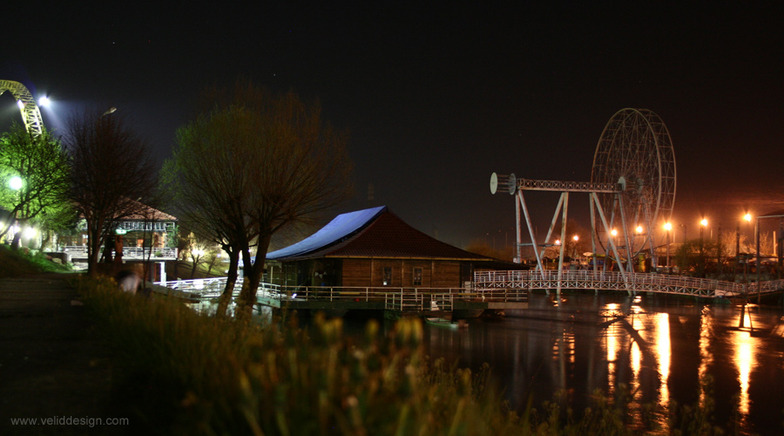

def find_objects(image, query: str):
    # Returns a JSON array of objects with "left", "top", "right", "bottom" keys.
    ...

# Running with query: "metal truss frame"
[{"left": 0, "top": 79, "right": 44, "bottom": 136}]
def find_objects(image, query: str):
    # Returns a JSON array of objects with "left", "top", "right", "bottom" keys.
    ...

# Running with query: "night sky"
[{"left": 2, "top": 2, "right": 783, "bottom": 250}]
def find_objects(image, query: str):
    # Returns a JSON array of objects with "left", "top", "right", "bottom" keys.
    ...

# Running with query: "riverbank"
[{"left": 1, "top": 268, "right": 734, "bottom": 434}]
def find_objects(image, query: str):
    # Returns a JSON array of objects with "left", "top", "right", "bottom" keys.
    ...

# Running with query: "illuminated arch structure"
[{"left": 0, "top": 79, "right": 44, "bottom": 136}]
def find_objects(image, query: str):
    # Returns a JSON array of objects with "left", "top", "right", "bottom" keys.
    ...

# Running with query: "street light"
[
  {"left": 571, "top": 234, "right": 579, "bottom": 259},
  {"left": 8, "top": 176, "right": 23, "bottom": 191},
  {"left": 736, "top": 212, "right": 753, "bottom": 282},
  {"left": 6, "top": 175, "right": 23, "bottom": 246},
  {"left": 700, "top": 218, "right": 708, "bottom": 277}
]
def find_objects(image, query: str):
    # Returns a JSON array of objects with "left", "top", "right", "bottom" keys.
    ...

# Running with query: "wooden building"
[
  {"left": 266, "top": 206, "right": 494, "bottom": 289},
  {"left": 63, "top": 200, "right": 178, "bottom": 260}
]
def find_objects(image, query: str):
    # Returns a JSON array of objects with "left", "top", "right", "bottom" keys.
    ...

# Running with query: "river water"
[{"left": 419, "top": 292, "right": 784, "bottom": 435}]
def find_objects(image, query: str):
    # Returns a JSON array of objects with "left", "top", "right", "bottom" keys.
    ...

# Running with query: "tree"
[
  {"left": 674, "top": 238, "right": 729, "bottom": 278},
  {"left": 0, "top": 123, "right": 72, "bottom": 248},
  {"left": 164, "top": 80, "right": 352, "bottom": 318},
  {"left": 181, "top": 231, "right": 218, "bottom": 278},
  {"left": 65, "top": 110, "right": 159, "bottom": 275}
]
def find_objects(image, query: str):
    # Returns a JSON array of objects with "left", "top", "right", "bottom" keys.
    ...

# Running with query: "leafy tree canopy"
[{"left": 0, "top": 123, "right": 72, "bottom": 246}]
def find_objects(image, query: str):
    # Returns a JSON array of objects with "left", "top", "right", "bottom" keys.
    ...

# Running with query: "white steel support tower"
[
  {"left": 489, "top": 108, "right": 677, "bottom": 298},
  {"left": 490, "top": 173, "right": 631, "bottom": 297}
]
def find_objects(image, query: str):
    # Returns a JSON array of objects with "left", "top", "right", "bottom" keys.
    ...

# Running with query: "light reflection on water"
[{"left": 421, "top": 292, "right": 784, "bottom": 434}]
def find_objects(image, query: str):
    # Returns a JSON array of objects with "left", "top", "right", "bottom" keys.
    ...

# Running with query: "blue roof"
[{"left": 267, "top": 206, "right": 386, "bottom": 260}]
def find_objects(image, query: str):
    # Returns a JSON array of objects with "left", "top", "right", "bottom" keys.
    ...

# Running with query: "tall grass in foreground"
[{"left": 79, "top": 278, "right": 726, "bottom": 435}]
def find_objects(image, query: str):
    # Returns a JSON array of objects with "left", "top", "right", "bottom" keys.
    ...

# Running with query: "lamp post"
[
  {"left": 737, "top": 213, "right": 752, "bottom": 283},
  {"left": 664, "top": 222, "right": 672, "bottom": 273},
  {"left": 700, "top": 218, "right": 708, "bottom": 277},
  {"left": 747, "top": 217, "right": 762, "bottom": 305},
  {"left": 7, "top": 176, "right": 23, "bottom": 247},
  {"left": 572, "top": 234, "right": 579, "bottom": 260},
  {"left": 609, "top": 228, "right": 618, "bottom": 271}
]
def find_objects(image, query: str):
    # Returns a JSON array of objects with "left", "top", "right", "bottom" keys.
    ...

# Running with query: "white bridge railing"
[
  {"left": 158, "top": 278, "right": 527, "bottom": 311},
  {"left": 474, "top": 270, "right": 784, "bottom": 298},
  {"left": 63, "top": 246, "right": 178, "bottom": 260}
]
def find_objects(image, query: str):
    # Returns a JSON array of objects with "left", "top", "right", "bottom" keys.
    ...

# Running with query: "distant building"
[
  {"left": 62, "top": 200, "right": 178, "bottom": 262},
  {"left": 266, "top": 206, "right": 495, "bottom": 289}
]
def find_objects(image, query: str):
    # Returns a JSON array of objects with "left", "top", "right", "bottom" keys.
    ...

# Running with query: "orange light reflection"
[{"left": 656, "top": 313, "right": 671, "bottom": 411}]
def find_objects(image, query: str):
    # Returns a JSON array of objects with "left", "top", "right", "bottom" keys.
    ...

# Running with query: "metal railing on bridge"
[
  {"left": 474, "top": 270, "right": 784, "bottom": 298},
  {"left": 158, "top": 278, "right": 528, "bottom": 312},
  {"left": 63, "top": 246, "right": 178, "bottom": 261}
]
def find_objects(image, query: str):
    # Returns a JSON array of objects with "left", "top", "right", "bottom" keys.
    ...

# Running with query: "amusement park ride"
[
  {"left": 491, "top": 108, "right": 677, "bottom": 282},
  {"left": 0, "top": 80, "right": 45, "bottom": 136}
]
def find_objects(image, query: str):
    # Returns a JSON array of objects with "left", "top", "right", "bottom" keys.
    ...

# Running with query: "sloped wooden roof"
[
  {"left": 267, "top": 206, "right": 492, "bottom": 262},
  {"left": 118, "top": 199, "right": 177, "bottom": 221}
]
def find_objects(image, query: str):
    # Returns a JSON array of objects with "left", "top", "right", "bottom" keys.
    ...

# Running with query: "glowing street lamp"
[
  {"left": 571, "top": 234, "right": 580, "bottom": 259},
  {"left": 700, "top": 218, "right": 708, "bottom": 242},
  {"left": 38, "top": 96, "right": 51, "bottom": 108},
  {"left": 8, "top": 176, "right": 23, "bottom": 191},
  {"left": 23, "top": 226, "right": 36, "bottom": 240},
  {"left": 700, "top": 218, "right": 708, "bottom": 277},
  {"left": 735, "top": 212, "right": 754, "bottom": 283}
]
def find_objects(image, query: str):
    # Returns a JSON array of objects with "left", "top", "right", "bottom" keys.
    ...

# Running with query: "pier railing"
[
  {"left": 158, "top": 278, "right": 527, "bottom": 312},
  {"left": 63, "top": 245, "right": 178, "bottom": 261},
  {"left": 474, "top": 270, "right": 784, "bottom": 298}
]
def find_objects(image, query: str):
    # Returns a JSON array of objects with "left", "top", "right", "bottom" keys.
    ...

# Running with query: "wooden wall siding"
[
  {"left": 431, "top": 261, "right": 461, "bottom": 288},
  {"left": 340, "top": 258, "right": 462, "bottom": 288},
  {"left": 341, "top": 259, "right": 373, "bottom": 287}
]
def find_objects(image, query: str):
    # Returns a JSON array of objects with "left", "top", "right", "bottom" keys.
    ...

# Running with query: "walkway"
[
  {"left": 0, "top": 275, "right": 128, "bottom": 435},
  {"left": 474, "top": 270, "right": 784, "bottom": 298}
]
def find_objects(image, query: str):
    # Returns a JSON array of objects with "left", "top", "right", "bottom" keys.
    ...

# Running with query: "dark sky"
[{"left": 2, "top": 1, "right": 783, "bottom": 249}]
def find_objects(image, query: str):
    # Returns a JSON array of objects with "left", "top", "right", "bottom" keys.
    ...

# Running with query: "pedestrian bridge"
[{"left": 473, "top": 270, "right": 784, "bottom": 299}]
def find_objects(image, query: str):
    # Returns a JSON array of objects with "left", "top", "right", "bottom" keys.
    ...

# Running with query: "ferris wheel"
[{"left": 590, "top": 108, "right": 676, "bottom": 257}]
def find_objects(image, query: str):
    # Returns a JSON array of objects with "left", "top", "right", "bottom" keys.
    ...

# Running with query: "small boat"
[
  {"left": 425, "top": 300, "right": 468, "bottom": 328},
  {"left": 425, "top": 317, "right": 468, "bottom": 329}
]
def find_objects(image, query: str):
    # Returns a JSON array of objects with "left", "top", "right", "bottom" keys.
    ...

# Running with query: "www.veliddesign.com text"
[{"left": 9, "top": 415, "right": 130, "bottom": 428}]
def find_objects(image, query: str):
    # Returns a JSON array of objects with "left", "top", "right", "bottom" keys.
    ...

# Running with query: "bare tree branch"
[
  {"left": 65, "top": 109, "right": 159, "bottom": 275},
  {"left": 165, "top": 80, "right": 352, "bottom": 318}
]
